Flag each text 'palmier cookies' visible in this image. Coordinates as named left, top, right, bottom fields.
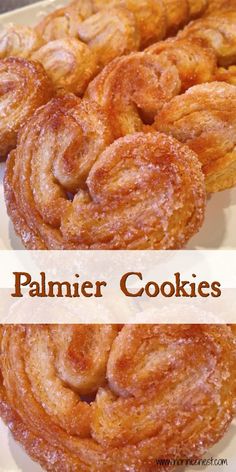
left=0, top=324, right=235, bottom=472
left=0, top=57, right=53, bottom=160
left=4, top=95, right=206, bottom=250
left=154, top=82, right=236, bottom=193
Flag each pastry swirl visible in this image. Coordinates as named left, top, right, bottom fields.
left=0, top=57, right=53, bottom=160
left=86, top=52, right=181, bottom=138
left=91, top=0, right=208, bottom=47
left=154, top=82, right=236, bottom=193
left=0, top=324, right=235, bottom=472
left=4, top=97, right=206, bottom=250
left=33, top=0, right=210, bottom=72
left=77, top=7, right=140, bottom=67
left=31, top=38, right=98, bottom=95
left=178, top=11, right=236, bottom=66
left=146, top=38, right=217, bottom=92
left=35, top=0, right=93, bottom=43
left=91, top=0, right=168, bottom=48
left=0, top=24, right=43, bottom=60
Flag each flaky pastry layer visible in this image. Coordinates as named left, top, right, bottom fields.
left=0, top=324, right=235, bottom=472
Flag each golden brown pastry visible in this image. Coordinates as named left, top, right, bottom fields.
left=0, top=324, right=235, bottom=471
left=4, top=94, right=112, bottom=249
left=154, top=82, right=236, bottom=193
left=92, top=0, right=209, bottom=46
left=205, top=0, right=236, bottom=15
left=228, top=324, right=236, bottom=412
left=164, top=0, right=189, bottom=35
left=71, top=0, right=95, bottom=16
left=0, top=57, right=53, bottom=160
left=216, top=65, right=236, bottom=85
left=77, top=7, right=140, bottom=67
left=230, top=325, right=236, bottom=336
left=4, top=96, right=206, bottom=249
left=0, top=24, right=43, bottom=59
left=91, top=0, right=168, bottom=48
left=146, top=38, right=217, bottom=92
left=188, top=0, right=208, bottom=18
left=35, top=0, right=93, bottom=43
left=86, top=52, right=181, bottom=138
left=178, top=11, right=236, bottom=66
left=31, top=38, right=98, bottom=95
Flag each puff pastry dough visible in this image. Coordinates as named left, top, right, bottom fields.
left=154, top=82, right=236, bottom=193
left=86, top=52, right=181, bottom=138
left=146, top=38, right=217, bottom=92
left=188, top=0, right=208, bottom=17
left=4, top=97, right=206, bottom=249
left=31, top=38, right=98, bottom=95
left=36, top=0, right=93, bottom=42
left=0, top=57, right=53, bottom=160
left=0, top=324, right=235, bottom=472
left=216, top=63, right=236, bottom=85
left=164, top=0, right=189, bottom=35
left=34, top=0, right=210, bottom=52
left=0, top=24, right=43, bottom=60
left=205, top=0, right=236, bottom=15
left=91, top=0, right=208, bottom=47
left=91, top=0, right=168, bottom=47
left=77, top=7, right=140, bottom=67
left=179, top=11, right=236, bottom=66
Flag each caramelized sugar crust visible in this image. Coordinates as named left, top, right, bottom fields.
left=0, top=57, right=53, bottom=160
left=86, top=52, right=182, bottom=138
left=0, top=324, right=235, bottom=472
left=31, top=38, right=99, bottom=95
left=36, top=0, right=94, bottom=43
left=154, top=82, right=236, bottom=193
left=77, top=7, right=141, bottom=67
left=179, top=11, right=236, bottom=66
left=146, top=38, right=217, bottom=92
left=4, top=96, right=206, bottom=249
left=0, top=24, right=43, bottom=60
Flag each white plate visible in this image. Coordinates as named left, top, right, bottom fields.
left=0, top=2, right=235, bottom=471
